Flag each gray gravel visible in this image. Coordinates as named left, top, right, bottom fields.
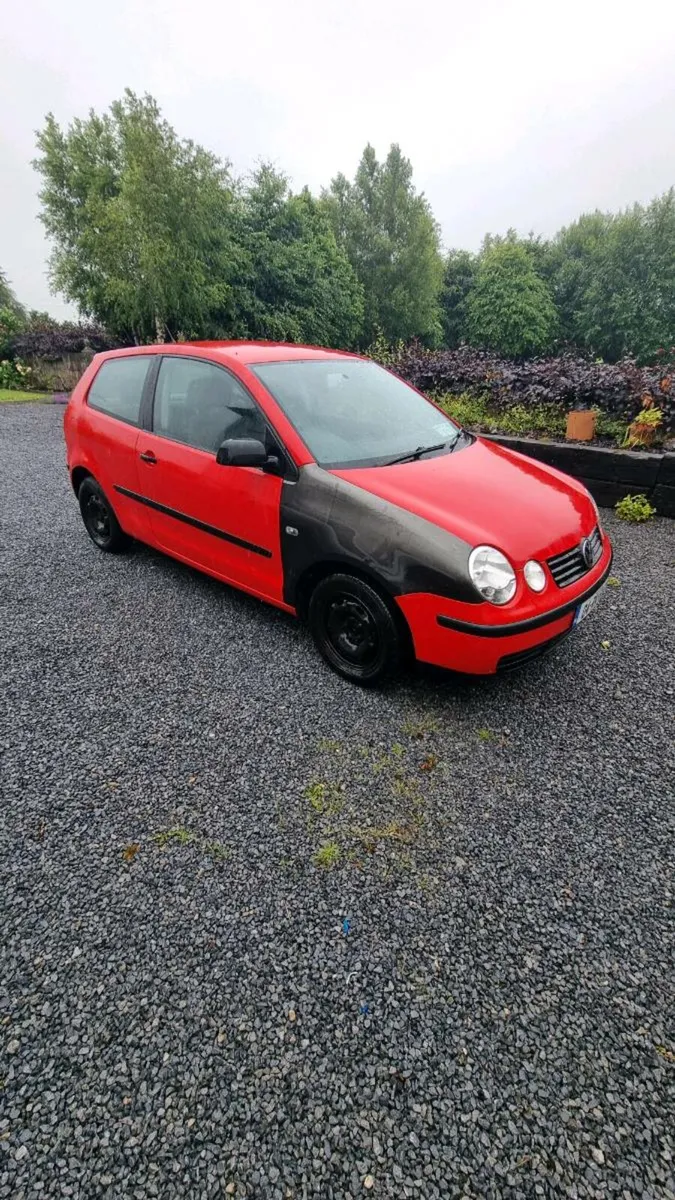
left=1, top=402, right=674, bottom=1200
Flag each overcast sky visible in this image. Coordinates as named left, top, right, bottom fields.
left=3, top=0, right=675, bottom=319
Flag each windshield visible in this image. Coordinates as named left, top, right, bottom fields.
left=251, top=358, right=462, bottom=468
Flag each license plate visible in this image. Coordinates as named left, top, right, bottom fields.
left=573, top=587, right=603, bottom=627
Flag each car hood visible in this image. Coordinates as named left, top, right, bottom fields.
left=331, top=437, right=596, bottom=565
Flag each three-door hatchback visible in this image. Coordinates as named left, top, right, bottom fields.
left=64, top=341, right=613, bottom=684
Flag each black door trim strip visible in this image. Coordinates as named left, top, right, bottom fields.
left=114, top=486, right=273, bottom=558
left=437, top=549, right=613, bottom=638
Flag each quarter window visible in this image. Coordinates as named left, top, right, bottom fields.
left=153, top=357, right=266, bottom=453
left=87, top=356, right=152, bottom=425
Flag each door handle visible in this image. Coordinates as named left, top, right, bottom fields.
left=139, top=451, right=157, bottom=464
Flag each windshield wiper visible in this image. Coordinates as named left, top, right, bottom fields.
left=382, top=436, right=458, bottom=467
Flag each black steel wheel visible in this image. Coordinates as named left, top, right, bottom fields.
left=78, top=477, right=129, bottom=553
left=308, top=573, right=403, bottom=685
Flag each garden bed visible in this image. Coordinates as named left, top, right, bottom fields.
left=436, top=392, right=628, bottom=445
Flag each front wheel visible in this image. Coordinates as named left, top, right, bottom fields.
left=78, top=477, right=130, bottom=553
left=308, top=574, right=404, bottom=685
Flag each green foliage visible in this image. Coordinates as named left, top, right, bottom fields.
left=324, top=144, right=443, bottom=346
left=0, top=270, right=25, bottom=319
left=438, top=392, right=564, bottom=437
left=315, top=737, right=342, bottom=754
left=632, top=406, right=664, bottom=427
left=366, top=330, right=405, bottom=370
left=152, top=826, right=196, bottom=848
left=436, top=392, right=490, bottom=428
left=303, top=780, right=344, bottom=817
left=467, top=242, right=559, bottom=358
left=35, top=90, right=237, bottom=343
left=596, top=411, right=627, bottom=441
left=0, top=306, right=25, bottom=357
left=201, top=839, right=231, bottom=862
left=0, top=358, right=33, bottom=391
left=227, top=166, right=363, bottom=347
left=0, top=389, right=50, bottom=402
left=549, top=192, right=675, bottom=363
left=440, top=249, right=477, bottom=348
left=436, top=391, right=626, bottom=442
left=623, top=404, right=664, bottom=447
left=31, top=91, right=675, bottom=367
left=312, top=841, right=341, bottom=869
left=35, top=95, right=363, bottom=348
left=614, top=493, right=656, bottom=522
left=400, top=716, right=439, bottom=739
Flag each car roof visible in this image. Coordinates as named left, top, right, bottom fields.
left=102, top=341, right=360, bottom=365
left=191, top=341, right=359, bottom=365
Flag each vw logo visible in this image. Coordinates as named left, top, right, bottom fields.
left=581, top=537, right=595, bottom=568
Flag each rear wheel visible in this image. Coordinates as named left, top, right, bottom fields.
left=308, top=573, right=404, bottom=685
left=78, top=477, right=129, bottom=553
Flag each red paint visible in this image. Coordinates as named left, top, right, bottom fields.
left=336, top=438, right=610, bottom=670
left=333, top=438, right=596, bottom=565
left=136, top=428, right=284, bottom=604
left=65, top=341, right=613, bottom=676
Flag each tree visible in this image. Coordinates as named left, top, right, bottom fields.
left=549, top=192, right=675, bottom=362
left=34, top=91, right=237, bottom=342
left=0, top=269, right=25, bottom=317
left=324, top=144, right=443, bottom=346
left=0, top=269, right=26, bottom=357
left=467, top=241, right=559, bottom=358
left=227, top=166, right=364, bottom=347
left=439, top=249, right=477, bottom=347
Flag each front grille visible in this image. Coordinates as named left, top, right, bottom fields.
left=546, top=525, right=602, bottom=588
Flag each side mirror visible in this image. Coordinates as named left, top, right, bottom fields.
left=216, top=438, right=268, bottom=468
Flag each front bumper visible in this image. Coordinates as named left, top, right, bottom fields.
left=396, top=539, right=613, bottom=675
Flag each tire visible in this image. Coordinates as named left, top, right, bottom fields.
left=78, top=477, right=130, bottom=553
left=308, top=573, right=404, bottom=685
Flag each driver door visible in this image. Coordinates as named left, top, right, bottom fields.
left=135, top=355, right=285, bottom=604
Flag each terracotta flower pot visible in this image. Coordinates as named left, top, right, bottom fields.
left=566, top=409, right=597, bottom=442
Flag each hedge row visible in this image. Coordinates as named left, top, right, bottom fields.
left=10, top=319, right=117, bottom=359
left=376, top=343, right=675, bottom=433
left=8, top=319, right=675, bottom=435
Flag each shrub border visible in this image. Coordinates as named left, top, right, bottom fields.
left=483, top=434, right=675, bottom=517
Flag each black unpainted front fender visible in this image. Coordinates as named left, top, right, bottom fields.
left=279, top=464, right=480, bottom=609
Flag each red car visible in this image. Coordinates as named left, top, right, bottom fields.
left=64, top=342, right=613, bottom=685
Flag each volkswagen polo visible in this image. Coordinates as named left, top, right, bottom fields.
left=64, top=342, right=613, bottom=684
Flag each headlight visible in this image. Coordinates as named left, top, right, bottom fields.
left=524, top=560, right=546, bottom=592
left=468, top=545, right=516, bottom=605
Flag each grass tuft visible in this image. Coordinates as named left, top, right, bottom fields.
left=312, top=841, right=341, bottom=869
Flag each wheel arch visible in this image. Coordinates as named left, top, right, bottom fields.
left=294, top=560, right=414, bottom=658
left=71, top=465, right=93, bottom=496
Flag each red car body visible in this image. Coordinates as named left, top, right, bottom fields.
left=64, top=341, right=613, bottom=678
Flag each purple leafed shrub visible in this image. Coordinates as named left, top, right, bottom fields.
left=372, top=343, right=675, bottom=433
left=11, top=319, right=117, bottom=359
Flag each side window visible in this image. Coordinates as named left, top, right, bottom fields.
left=87, top=356, right=151, bottom=425
left=153, top=357, right=266, bottom=453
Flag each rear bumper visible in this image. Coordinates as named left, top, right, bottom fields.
left=396, top=541, right=613, bottom=675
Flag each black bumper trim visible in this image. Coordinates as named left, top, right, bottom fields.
left=437, top=548, right=614, bottom=638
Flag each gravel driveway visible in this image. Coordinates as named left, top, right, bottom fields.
left=1, top=403, right=674, bottom=1200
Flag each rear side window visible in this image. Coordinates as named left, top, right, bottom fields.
left=87, top=356, right=152, bottom=426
